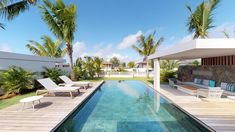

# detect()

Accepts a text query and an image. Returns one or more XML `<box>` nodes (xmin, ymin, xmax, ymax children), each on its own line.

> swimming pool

<box><xmin>55</xmin><ymin>80</ymin><xmax>212</xmax><ymax>132</ymax></box>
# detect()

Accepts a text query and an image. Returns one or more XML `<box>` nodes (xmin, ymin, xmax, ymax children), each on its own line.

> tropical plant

<box><xmin>26</xmin><ymin>35</ymin><xmax>66</xmax><ymax>58</ymax></box>
<box><xmin>0</xmin><ymin>66</ymin><xmax>35</xmax><ymax>95</ymax></box>
<box><xmin>41</xmin><ymin>67</ymin><xmax>64</xmax><ymax>83</ymax></box>
<box><xmin>160</xmin><ymin>60</ymin><xmax>180</xmax><ymax>82</ymax></box>
<box><xmin>128</xmin><ymin>61</ymin><xmax>136</xmax><ymax>68</ymax></box>
<box><xmin>132</xmin><ymin>32</ymin><xmax>163</xmax><ymax>78</ymax></box>
<box><xmin>93</xmin><ymin>57</ymin><xmax>103</xmax><ymax>77</ymax></box>
<box><xmin>160</xmin><ymin>60</ymin><xmax>180</xmax><ymax>71</ymax></box>
<box><xmin>186</xmin><ymin>0</ymin><xmax>220</xmax><ymax>38</ymax></box>
<box><xmin>0</xmin><ymin>0</ymin><xmax>37</xmax><ymax>29</ymax></box>
<box><xmin>190</xmin><ymin>60</ymin><xmax>201</xmax><ymax>66</ymax></box>
<box><xmin>39</xmin><ymin>0</ymin><xmax>77</xmax><ymax>79</ymax></box>
<box><xmin>110</xmin><ymin>57</ymin><xmax>120</xmax><ymax>68</ymax></box>
<box><xmin>83</xmin><ymin>56</ymin><xmax>96</xmax><ymax>79</ymax></box>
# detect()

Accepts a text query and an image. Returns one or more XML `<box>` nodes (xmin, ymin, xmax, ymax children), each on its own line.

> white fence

<box><xmin>100</xmin><ymin>71</ymin><xmax>154</xmax><ymax>78</ymax></box>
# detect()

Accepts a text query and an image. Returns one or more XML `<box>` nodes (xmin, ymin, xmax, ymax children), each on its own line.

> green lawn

<box><xmin>0</xmin><ymin>92</ymin><xmax>36</xmax><ymax>110</ymax></box>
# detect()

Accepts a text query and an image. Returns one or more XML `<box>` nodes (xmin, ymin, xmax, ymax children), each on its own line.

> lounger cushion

<box><xmin>209</xmin><ymin>80</ymin><xmax>215</xmax><ymax>87</ymax></box>
<box><xmin>194</xmin><ymin>78</ymin><xmax>198</xmax><ymax>83</ymax></box>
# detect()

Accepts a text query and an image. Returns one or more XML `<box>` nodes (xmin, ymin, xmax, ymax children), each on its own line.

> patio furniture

<box><xmin>59</xmin><ymin>76</ymin><xmax>93</xmax><ymax>89</ymax></box>
<box><xmin>183</xmin><ymin>78</ymin><xmax>216</xmax><ymax>89</ymax></box>
<box><xmin>168</xmin><ymin>78</ymin><xmax>177</xmax><ymax>88</ymax></box>
<box><xmin>176</xmin><ymin>85</ymin><xmax>198</xmax><ymax>95</ymax></box>
<box><xmin>37</xmin><ymin>78</ymin><xmax>81</xmax><ymax>98</ymax></box>
<box><xmin>220</xmin><ymin>82</ymin><xmax>235</xmax><ymax>96</ymax></box>
<box><xmin>196</xmin><ymin>88</ymin><xmax>223</xmax><ymax>98</ymax></box>
<box><xmin>20</xmin><ymin>95</ymin><xmax>43</xmax><ymax>112</ymax></box>
<box><xmin>227</xmin><ymin>96</ymin><xmax>235</xmax><ymax>100</ymax></box>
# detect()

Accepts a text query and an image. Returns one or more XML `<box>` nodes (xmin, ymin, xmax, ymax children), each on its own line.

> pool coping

<box><xmin>142</xmin><ymin>81</ymin><xmax>215</xmax><ymax>132</ymax></box>
<box><xmin>50</xmin><ymin>80</ymin><xmax>105</xmax><ymax>132</ymax></box>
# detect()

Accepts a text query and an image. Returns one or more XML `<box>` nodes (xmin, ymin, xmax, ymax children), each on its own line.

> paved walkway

<box><xmin>159</xmin><ymin>84</ymin><xmax>235</xmax><ymax>132</ymax></box>
<box><xmin>0</xmin><ymin>81</ymin><xmax>104</xmax><ymax>132</ymax></box>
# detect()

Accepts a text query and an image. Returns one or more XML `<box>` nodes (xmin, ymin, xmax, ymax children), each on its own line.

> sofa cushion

<box><xmin>221</xmin><ymin>82</ymin><xmax>227</xmax><ymax>90</ymax></box>
<box><xmin>209</xmin><ymin>80</ymin><xmax>215</xmax><ymax>87</ymax></box>
<box><xmin>203</xmin><ymin>80</ymin><xmax>210</xmax><ymax>86</ymax></box>
<box><xmin>194</xmin><ymin>78</ymin><xmax>198</xmax><ymax>83</ymax></box>
<box><xmin>196</xmin><ymin>79</ymin><xmax>203</xmax><ymax>84</ymax></box>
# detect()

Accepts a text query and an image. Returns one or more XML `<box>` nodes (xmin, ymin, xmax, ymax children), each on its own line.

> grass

<box><xmin>0</xmin><ymin>92</ymin><xmax>36</xmax><ymax>110</ymax></box>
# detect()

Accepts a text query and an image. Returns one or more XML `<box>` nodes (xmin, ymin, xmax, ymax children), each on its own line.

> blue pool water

<box><xmin>56</xmin><ymin>80</ymin><xmax>212</xmax><ymax>132</ymax></box>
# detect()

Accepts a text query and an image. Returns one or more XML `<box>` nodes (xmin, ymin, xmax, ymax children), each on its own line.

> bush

<box><xmin>0</xmin><ymin>66</ymin><xmax>35</xmax><ymax>95</ymax></box>
<box><xmin>160</xmin><ymin>70</ymin><xmax>176</xmax><ymax>82</ymax></box>
<box><xmin>41</xmin><ymin>67</ymin><xmax>65</xmax><ymax>83</ymax></box>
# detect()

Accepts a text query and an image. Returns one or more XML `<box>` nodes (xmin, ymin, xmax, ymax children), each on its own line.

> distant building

<box><xmin>136</xmin><ymin>60</ymin><xmax>152</xmax><ymax>72</ymax></box>
<box><xmin>0</xmin><ymin>51</ymin><xmax>67</xmax><ymax>72</ymax></box>
<box><xmin>102</xmin><ymin>61</ymin><xmax>112</xmax><ymax>72</ymax></box>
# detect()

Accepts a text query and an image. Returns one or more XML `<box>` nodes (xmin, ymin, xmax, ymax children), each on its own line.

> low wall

<box><xmin>178</xmin><ymin>65</ymin><xmax>235</xmax><ymax>86</ymax></box>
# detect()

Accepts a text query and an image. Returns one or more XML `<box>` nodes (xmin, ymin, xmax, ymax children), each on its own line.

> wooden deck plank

<box><xmin>159</xmin><ymin>84</ymin><xmax>235</xmax><ymax>132</ymax></box>
<box><xmin>0</xmin><ymin>81</ymin><xmax>104</xmax><ymax>132</ymax></box>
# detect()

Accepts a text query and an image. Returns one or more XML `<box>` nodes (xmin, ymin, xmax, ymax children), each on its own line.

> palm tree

<box><xmin>39</xmin><ymin>0</ymin><xmax>77</xmax><ymax>79</ymax></box>
<box><xmin>0</xmin><ymin>0</ymin><xmax>37</xmax><ymax>29</ymax></box>
<box><xmin>93</xmin><ymin>57</ymin><xmax>103</xmax><ymax>77</ymax></box>
<box><xmin>26</xmin><ymin>35</ymin><xmax>66</xmax><ymax>58</ymax></box>
<box><xmin>160</xmin><ymin>60</ymin><xmax>180</xmax><ymax>71</ymax></box>
<box><xmin>186</xmin><ymin>0</ymin><xmax>220</xmax><ymax>38</ymax></box>
<box><xmin>132</xmin><ymin>32</ymin><xmax>163</xmax><ymax>78</ymax></box>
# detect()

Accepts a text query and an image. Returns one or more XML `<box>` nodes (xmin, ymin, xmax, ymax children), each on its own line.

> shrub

<box><xmin>0</xmin><ymin>66</ymin><xmax>35</xmax><ymax>95</ymax></box>
<box><xmin>160</xmin><ymin>70</ymin><xmax>176</xmax><ymax>82</ymax></box>
<box><xmin>41</xmin><ymin>67</ymin><xmax>65</xmax><ymax>83</ymax></box>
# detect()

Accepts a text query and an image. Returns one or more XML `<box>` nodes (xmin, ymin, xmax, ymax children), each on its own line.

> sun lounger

<box><xmin>37</xmin><ymin>78</ymin><xmax>81</xmax><ymax>98</ymax></box>
<box><xmin>59</xmin><ymin>75</ymin><xmax>93</xmax><ymax>88</ymax></box>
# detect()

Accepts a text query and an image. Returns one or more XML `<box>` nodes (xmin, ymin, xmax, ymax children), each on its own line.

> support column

<box><xmin>154</xmin><ymin>58</ymin><xmax>160</xmax><ymax>91</ymax></box>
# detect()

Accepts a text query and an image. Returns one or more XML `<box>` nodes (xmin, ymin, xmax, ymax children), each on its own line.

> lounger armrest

<box><xmin>58</xmin><ymin>83</ymin><xmax>66</xmax><ymax>86</ymax></box>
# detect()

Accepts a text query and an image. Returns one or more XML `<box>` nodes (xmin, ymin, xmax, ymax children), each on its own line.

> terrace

<box><xmin>149</xmin><ymin>38</ymin><xmax>235</xmax><ymax>131</ymax></box>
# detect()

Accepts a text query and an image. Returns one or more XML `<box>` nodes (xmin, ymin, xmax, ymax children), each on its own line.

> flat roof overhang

<box><xmin>149</xmin><ymin>39</ymin><xmax>235</xmax><ymax>60</ymax></box>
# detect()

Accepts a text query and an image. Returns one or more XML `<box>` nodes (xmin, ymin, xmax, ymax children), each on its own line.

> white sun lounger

<box><xmin>37</xmin><ymin>78</ymin><xmax>81</xmax><ymax>98</ymax></box>
<box><xmin>59</xmin><ymin>76</ymin><xmax>93</xmax><ymax>88</ymax></box>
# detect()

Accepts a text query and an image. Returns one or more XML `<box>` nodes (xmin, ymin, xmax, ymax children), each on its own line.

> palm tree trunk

<box><xmin>146</xmin><ymin>57</ymin><xmax>149</xmax><ymax>78</ymax></box>
<box><xmin>67</xmin><ymin>43</ymin><xmax>75</xmax><ymax>80</ymax></box>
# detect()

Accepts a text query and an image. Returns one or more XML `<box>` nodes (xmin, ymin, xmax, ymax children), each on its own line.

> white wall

<box><xmin>0</xmin><ymin>51</ymin><xmax>66</xmax><ymax>72</ymax></box>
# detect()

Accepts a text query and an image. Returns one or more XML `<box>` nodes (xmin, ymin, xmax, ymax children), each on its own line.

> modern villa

<box><xmin>2</xmin><ymin>0</ymin><xmax>235</xmax><ymax>132</ymax></box>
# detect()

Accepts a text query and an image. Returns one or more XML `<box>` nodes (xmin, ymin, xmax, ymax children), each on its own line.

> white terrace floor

<box><xmin>158</xmin><ymin>85</ymin><xmax>235</xmax><ymax>132</ymax></box>
<box><xmin>0</xmin><ymin>81</ymin><xmax>104</xmax><ymax>132</ymax></box>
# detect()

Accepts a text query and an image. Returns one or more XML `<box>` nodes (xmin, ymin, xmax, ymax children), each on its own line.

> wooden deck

<box><xmin>159</xmin><ymin>84</ymin><xmax>235</xmax><ymax>132</ymax></box>
<box><xmin>0</xmin><ymin>81</ymin><xmax>104</xmax><ymax>132</ymax></box>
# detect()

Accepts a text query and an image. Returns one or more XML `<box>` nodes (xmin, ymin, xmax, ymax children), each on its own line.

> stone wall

<box><xmin>178</xmin><ymin>65</ymin><xmax>235</xmax><ymax>86</ymax></box>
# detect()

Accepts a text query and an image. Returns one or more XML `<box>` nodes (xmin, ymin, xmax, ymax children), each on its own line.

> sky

<box><xmin>1</xmin><ymin>0</ymin><xmax>235</xmax><ymax>63</ymax></box>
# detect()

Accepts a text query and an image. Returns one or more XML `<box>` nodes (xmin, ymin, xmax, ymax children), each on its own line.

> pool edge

<box><xmin>142</xmin><ymin>81</ymin><xmax>215</xmax><ymax>132</ymax></box>
<box><xmin>50</xmin><ymin>80</ymin><xmax>105</xmax><ymax>132</ymax></box>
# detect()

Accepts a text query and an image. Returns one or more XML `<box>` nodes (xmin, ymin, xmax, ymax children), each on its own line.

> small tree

<box><xmin>128</xmin><ymin>61</ymin><xmax>136</xmax><ymax>68</ymax></box>
<box><xmin>110</xmin><ymin>57</ymin><xmax>120</xmax><ymax>68</ymax></box>
<box><xmin>93</xmin><ymin>57</ymin><xmax>103</xmax><ymax>77</ymax></box>
<box><xmin>0</xmin><ymin>66</ymin><xmax>35</xmax><ymax>95</ymax></box>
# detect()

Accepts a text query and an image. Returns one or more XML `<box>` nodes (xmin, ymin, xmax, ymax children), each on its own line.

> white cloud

<box><xmin>117</xmin><ymin>31</ymin><xmax>142</xmax><ymax>49</ymax></box>
<box><xmin>64</xmin><ymin>41</ymin><xmax>86</xmax><ymax>62</ymax></box>
<box><xmin>0</xmin><ymin>44</ymin><xmax>12</xmax><ymax>52</ymax></box>
<box><xmin>209</xmin><ymin>22</ymin><xmax>235</xmax><ymax>38</ymax></box>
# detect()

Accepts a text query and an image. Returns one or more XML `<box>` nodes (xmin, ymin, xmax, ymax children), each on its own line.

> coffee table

<box><xmin>20</xmin><ymin>95</ymin><xmax>43</xmax><ymax>112</ymax></box>
<box><xmin>176</xmin><ymin>85</ymin><xmax>198</xmax><ymax>95</ymax></box>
